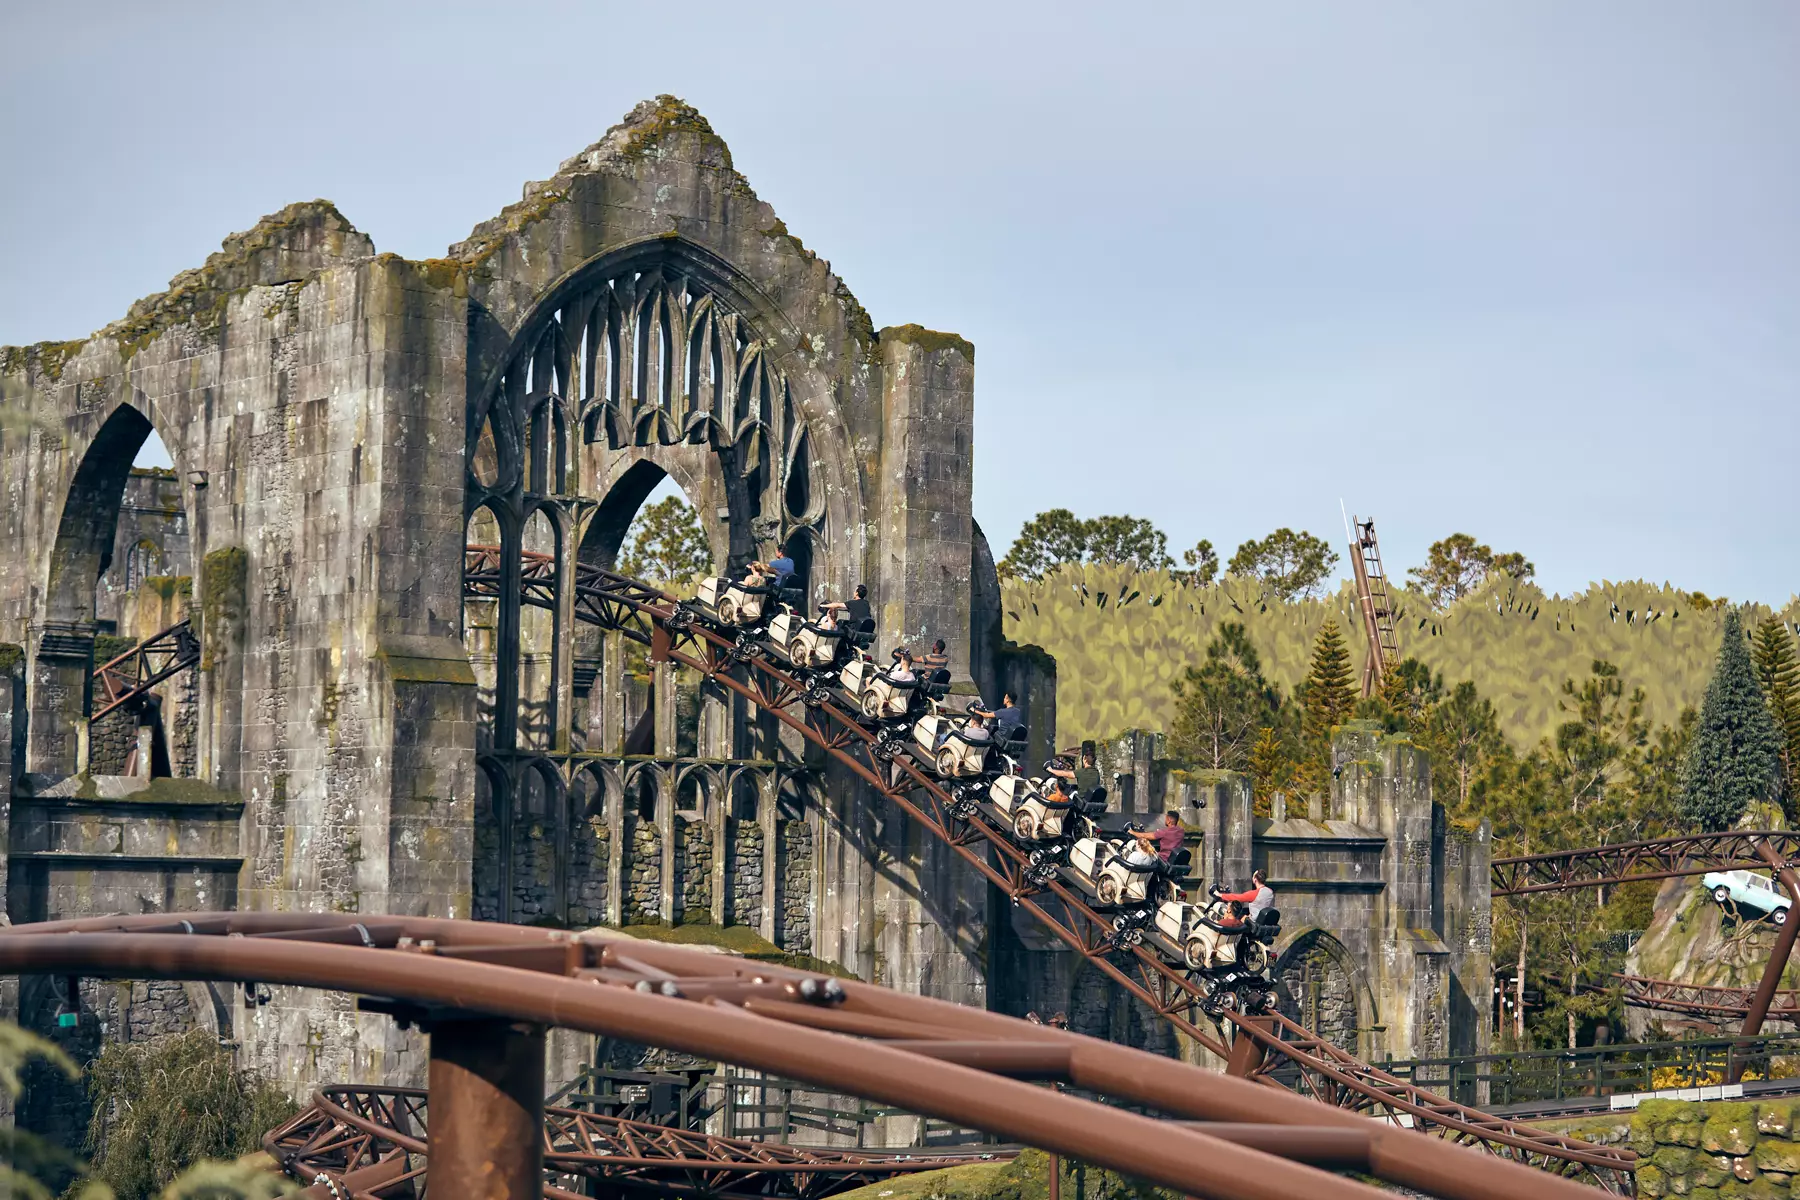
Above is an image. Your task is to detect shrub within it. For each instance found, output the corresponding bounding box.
[84,1031,297,1200]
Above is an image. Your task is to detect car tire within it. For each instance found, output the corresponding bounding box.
[1715,886,1732,904]
[1777,907,1789,927]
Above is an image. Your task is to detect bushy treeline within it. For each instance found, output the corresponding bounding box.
[1162,604,1800,1050]
[1003,560,1800,753]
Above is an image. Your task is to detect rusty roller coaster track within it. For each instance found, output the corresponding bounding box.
[1617,975,1800,1024]
[1492,831,1800,897]
[459,552,1633,1191]
[0,911,1620,1200]
[269,1085,1016,1200]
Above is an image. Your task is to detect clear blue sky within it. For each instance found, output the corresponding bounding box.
[3,3,1795,603]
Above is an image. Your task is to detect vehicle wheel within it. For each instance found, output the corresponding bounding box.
[1777,907,1790,927]
[1096,876,1122,907]
[1239,941,1269,975]
[717,597,738,625]
[803,685,831,708]
[872,734,899,763]
[1715,886,1732,904]
[1201,991,1225,1019]
[1013,811,1038,841]
[1184,938,1208,971]
[937,749,959,776]
[664,606,695,633]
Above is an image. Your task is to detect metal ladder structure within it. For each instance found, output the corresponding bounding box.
[1345,514,1401,697]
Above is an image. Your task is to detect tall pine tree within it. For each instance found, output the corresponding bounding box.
[1753,617,1800,815]
[1679,610,1783,831]
[1304,618,1358,743]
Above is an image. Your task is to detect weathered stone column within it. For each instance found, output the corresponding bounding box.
[875,327,975,673]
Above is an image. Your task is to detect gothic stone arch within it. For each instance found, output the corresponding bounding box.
[1274,928,1378,1058]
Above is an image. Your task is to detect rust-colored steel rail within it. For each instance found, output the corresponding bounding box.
[1618,974,1800,1022]
[1492,831,1800,896]
[459,551,1632,1189]
[270,1085,1013,1200]
[90,618,200,721]
[0,911,1627,1200]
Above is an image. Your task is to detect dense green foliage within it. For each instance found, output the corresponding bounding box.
[1002,561,1800,750]
[997,509,1173,579]
[1,1022,293,1200]
[85,1030,298,1200]
[1407,532,1535,607]
[1753,616,1800,815]
[1679,611,1783,831]
[1224,527,1337,600]
[619,495,713,584]
[1167,623,1280,772]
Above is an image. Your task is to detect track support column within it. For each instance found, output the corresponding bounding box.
[1225,1016,1275,1077]
[1736,842,1800,1079]
[428,1017,546,1200]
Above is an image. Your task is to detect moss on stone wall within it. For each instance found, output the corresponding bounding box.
[104,199,368,362]
[1622,1097,1800,1197]
[141,575,192,602]
[94,634,139,666]
[0,338,90,382]
[197,546,247,668]
[879,324,975,363]
[0,642,22,674]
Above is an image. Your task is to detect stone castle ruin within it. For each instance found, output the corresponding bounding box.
[0,96,1489,1141]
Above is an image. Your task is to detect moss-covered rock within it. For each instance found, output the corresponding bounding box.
[1704,1102,1759,1155]
[1752,1138,1800,1174]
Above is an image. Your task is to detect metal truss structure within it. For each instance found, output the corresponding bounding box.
[1618,974,1800,1024]
[1492,832,1800,897]
[457,555,1633,1191]
[90,618,200,721]
[269,1085,1012,1200]
[0,911,1625,1200]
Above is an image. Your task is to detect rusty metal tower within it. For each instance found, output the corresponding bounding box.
[1343,508,1401,697]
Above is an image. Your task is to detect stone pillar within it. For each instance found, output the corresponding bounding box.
[710,793,728,927]
[26,623,92,777]
[758,770,778,943]
[875,328,974,675]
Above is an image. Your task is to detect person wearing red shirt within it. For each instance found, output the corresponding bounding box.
[1216,869,1273,921]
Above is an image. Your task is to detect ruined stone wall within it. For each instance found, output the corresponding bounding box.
[1,94,1003,1105]
[97,469,190,636]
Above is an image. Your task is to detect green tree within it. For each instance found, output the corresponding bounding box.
[1168,623,1283,771]
[1679,610,1783,831]
[998,510,1174,579]
[1548,660,1647,818]
[1247,726,1294,816]
[1225,528,1338,600]
[1753,617,1800,814]
[1083,515,1173,573]
[1175,539,1219,586]
[619,496,713,584]
[1423,679,1504,810]
[1302,618,1357,746]
[1407,533,1536,608]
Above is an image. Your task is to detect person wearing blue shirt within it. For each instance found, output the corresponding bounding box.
[753,544,796,585]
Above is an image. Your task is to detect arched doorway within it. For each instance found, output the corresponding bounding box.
[1275,929,1371,1057]
[34,406,194,778]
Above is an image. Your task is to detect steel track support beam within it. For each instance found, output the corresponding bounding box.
[1734,843,1800,1080]
[427,1017,547,1200]
[1225,1016,1274,1077]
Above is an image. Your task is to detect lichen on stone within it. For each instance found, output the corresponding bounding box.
[0,338,90,383]
[0,642,22,673]
[879,324,975,363]
[104,199,373,362]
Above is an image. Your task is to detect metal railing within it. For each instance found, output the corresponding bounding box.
[550,1062,1000,1148]
[1376,1031,1800,1108]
